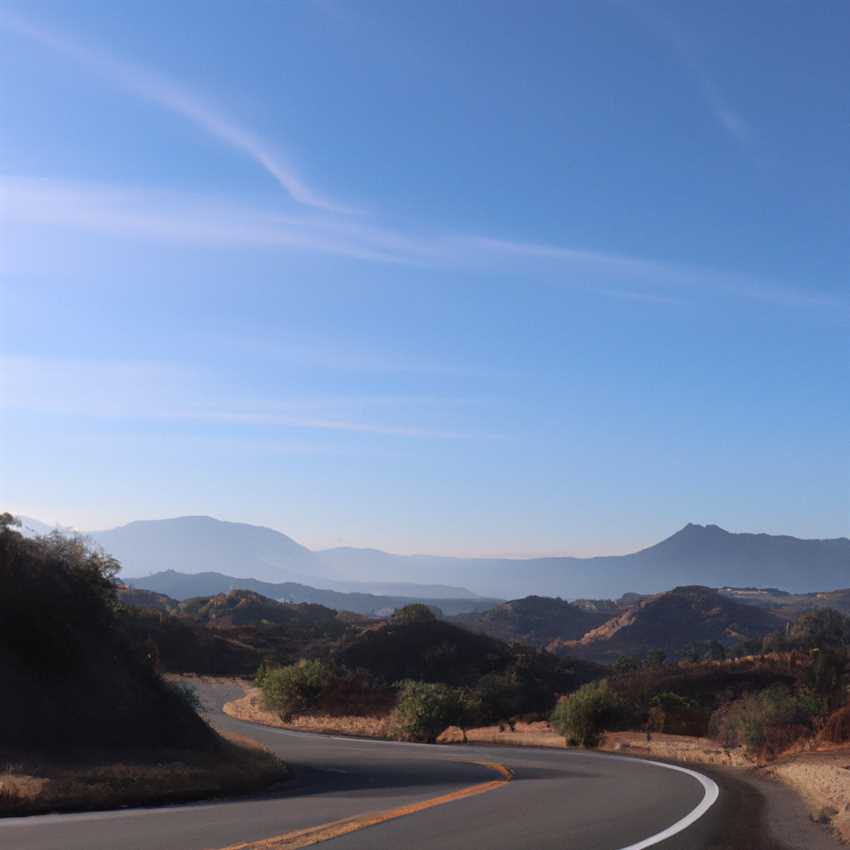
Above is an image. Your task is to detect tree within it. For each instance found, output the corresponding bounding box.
[260,659,335,721]
[643,649,667,669]
[391,604,438,625]
[550,680,621,748]
[613,655,640,674]
[789,609,850,651]
[392,681,472,743]
[477,672,523,729]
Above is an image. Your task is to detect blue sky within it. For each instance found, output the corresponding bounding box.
[1,0,848,556]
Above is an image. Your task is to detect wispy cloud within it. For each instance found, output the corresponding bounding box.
[2,175,843,312]
[0,355,467,439]
[622,2,752,146]
[0,10,349,213]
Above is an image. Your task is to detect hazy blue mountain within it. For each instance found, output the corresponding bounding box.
[90,516,319,581]
[126,569,500,617]
[309,576,483,600]
[318,523,850,598]
[85,516,481,597]
[16,512,850,599]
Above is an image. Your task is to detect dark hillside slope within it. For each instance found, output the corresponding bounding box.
[449,595,610,648]
[0,520,215,751]
[117,584,178,612]
[119,590,352,676]
[552,586,783,664]
[333,612,604,694]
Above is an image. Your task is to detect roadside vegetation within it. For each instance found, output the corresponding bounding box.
[549,607,850,758]
[0,514,288,815]
[257,604,604,742]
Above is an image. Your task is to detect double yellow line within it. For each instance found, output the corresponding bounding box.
[212,761,512,850]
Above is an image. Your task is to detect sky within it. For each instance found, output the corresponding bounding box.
[1,0,848,557]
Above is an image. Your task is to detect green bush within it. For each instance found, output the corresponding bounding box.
[260,659,335,721]
[551,680,621,747]
[391,604,438,625]
[391,681,476,742]
[477,672,523,727]
[710,684,824,755]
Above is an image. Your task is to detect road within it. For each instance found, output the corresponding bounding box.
[2,680,786,850]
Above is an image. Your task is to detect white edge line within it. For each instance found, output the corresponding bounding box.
[605,756,720,850]
[0,721,719,845]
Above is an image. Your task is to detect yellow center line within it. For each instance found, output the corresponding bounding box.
[208,761,513,850]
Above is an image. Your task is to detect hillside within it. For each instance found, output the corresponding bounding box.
[118,588,354,676]
[550,586,783,664]
[117,584,178,613]
[329,608,605,711]
[177,589,343,630]
[0,517,214,750]
[449,595,610,648]
[719,586,850,618]
[128,569,498,617]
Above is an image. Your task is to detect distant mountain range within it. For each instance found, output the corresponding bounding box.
[126,569,499,618]
[15,513,850,599]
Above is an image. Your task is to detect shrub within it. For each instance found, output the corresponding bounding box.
[551,680,621,748]
[391,681,475,743]
[709,684,824,756]
[806,649,849,708]
[647,692,708,736]
[260,660,335,721]
[613,655,640,674]
[789,610,850,651]
[643,649,667,669]
[819,704,850,743]
[391,604,438,625]
[477,672,524,727]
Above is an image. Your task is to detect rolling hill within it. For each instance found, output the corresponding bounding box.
[449,595,612,648]
[549,585,784,664]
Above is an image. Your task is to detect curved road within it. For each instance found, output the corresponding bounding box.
[2,681,784,850]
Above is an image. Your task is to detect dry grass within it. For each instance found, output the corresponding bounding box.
[0,733,289,817]
[224,688,395,738]
[438,721,567,748]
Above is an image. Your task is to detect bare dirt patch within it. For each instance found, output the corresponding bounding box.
[763,746,850,843]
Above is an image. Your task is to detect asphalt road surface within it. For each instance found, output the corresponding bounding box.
[2,680,787,850]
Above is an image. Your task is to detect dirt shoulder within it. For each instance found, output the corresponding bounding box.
[223,685,396,738]
[763,748,850,844]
